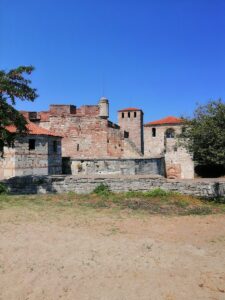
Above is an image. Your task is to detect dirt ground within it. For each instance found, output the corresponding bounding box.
[0,207,225,300]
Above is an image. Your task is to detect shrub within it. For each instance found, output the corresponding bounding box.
[0,183,8,194]
[144,188,170,197]
[92,183,111,196]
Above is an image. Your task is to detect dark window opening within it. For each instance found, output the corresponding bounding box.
[128,112,130,118]
[122,112,124,118]
[77,144,80,151]
[107,139,109,143]
[152,128,156,137]
[134,112,137,118]
[29,139,35,150]
[165,128,175,138]
[53,141,57,153]
[124,131,129,138]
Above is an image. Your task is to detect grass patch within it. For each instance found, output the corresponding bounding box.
[0,188,225,216]
[0,183,8,195]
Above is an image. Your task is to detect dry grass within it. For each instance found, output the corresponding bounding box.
[0,189,225,217]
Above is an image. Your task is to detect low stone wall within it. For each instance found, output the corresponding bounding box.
[70,158,165,176]
[3,175,225,198]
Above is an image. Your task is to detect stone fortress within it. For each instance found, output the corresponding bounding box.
[20,97,194,179]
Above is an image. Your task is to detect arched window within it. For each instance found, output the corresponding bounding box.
[165,128,175,138]
[152,128,156,137]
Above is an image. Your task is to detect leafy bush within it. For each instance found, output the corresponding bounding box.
[92,184,111,196]
[0,183,8,194]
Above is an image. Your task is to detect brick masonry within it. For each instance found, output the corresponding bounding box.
[33,106,141,159]
[21,99,194,179]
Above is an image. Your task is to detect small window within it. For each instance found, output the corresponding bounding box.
[152,128,156,137]
[122,112,124,118]
[165,128,175,138]
[29,139,35,150]
[77,144,80,151]
[53,141,57,153]
[128,112,130,118]
[124,131,129,138]
[134,112,137,118]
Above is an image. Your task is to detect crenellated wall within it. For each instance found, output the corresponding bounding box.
[28,104,142,159]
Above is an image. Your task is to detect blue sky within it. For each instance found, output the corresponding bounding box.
[1,0,225,123]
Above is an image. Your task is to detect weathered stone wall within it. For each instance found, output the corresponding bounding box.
[38,113,141,159]
[144,124,194,179]
[0,147,16,179]
[48,137,62,175]
[13,136,49,176]
[0,136,62,179]
[165,148,194,180]
[70,158,165,176]
[118,110,144,154]
[144,124,181,156]
[3,175,225,198]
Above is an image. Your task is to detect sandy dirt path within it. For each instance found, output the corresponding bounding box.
[0,209,225,300]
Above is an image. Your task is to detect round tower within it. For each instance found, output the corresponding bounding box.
[98,97,109,119]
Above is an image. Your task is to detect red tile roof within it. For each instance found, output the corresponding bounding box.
[118,107,142,112]
[6,121,62,137]
[145,116,183,126]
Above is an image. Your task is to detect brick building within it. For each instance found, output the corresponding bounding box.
[0,121,62,180]
[20,98,194,179]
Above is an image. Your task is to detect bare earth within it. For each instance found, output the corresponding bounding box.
[0,208,225,300]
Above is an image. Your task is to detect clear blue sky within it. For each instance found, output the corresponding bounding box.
[1,0,225,123]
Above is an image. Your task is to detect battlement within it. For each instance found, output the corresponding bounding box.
[50,105,77,115]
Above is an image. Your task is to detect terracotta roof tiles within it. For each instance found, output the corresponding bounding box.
[145,116,183,126]
[6,121,62,137]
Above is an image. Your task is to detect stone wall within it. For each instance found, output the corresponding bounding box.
[0,147,16,179]
[70,158,165,176]
[48,137,62,175]
[3,175,225,198]
[144,124,182,156]
[118,110,144,154]
[37,112,141,159]
[0,135,62,180]
[144,124,194,179]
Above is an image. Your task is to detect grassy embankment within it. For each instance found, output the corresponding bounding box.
[0,184,225,216]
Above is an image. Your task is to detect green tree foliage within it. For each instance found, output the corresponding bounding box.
[180,100,225,166]
[0,66,38,156]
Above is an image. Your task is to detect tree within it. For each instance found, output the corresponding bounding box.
[0,66,38,156]
[180,99,225,166]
